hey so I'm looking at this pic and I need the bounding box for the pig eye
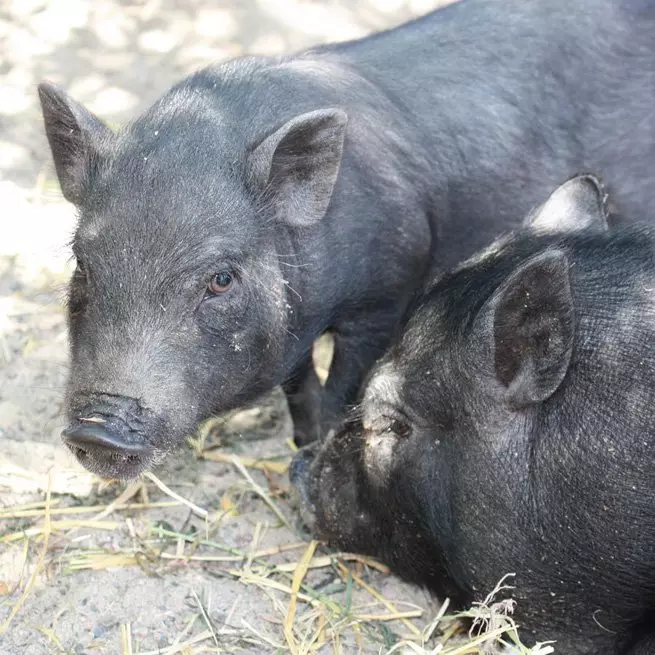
[74,258,88,281]
[208,270,234,295]
[388,418,411,439]
[69,259,89,315]
[371,412,412,439]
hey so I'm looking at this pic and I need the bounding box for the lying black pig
[39,0,655,479]
[290,175,655,654]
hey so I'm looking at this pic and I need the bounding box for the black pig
[39,0,655,479]
[290,175,655,654]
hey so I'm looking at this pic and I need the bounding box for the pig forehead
[95,161,245,218]
[76,203,254,260]
[90,115,249,218]
[400,303,451,356]
[79,165,254,249]
[365,362,404,404]
[80,191,249,237]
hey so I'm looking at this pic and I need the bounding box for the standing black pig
[290,175,655,654]
[39,0,655,479]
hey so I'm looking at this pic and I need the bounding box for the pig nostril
[109,452,141,463]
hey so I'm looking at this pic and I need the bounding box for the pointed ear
[38,81,112,205]
[524,174,609,234]
[248,108,348,228]
[475,250,574,407]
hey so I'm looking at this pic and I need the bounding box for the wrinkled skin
[292,177,655,654]
[39,0,655,478]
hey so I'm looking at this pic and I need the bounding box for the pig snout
[62,395,158,480]
[63,423,149,455]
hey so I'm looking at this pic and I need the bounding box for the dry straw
[0,442,555,653]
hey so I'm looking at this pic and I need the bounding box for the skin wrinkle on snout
[75,324,189,419]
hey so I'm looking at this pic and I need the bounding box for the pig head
[38,81,348,479]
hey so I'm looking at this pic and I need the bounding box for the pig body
[39,0,655,478]
[291,177,655,654]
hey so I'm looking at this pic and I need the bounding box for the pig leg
[286,313,399,445]
[283,355,323,447]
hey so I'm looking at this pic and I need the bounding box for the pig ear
[477,250,574,406]
[248,108,348,228]
[38,81,112,205]
[524,174,609,234]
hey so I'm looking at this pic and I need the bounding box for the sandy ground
[0,1,463,654]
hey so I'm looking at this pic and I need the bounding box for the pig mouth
[62,395,159,480]
[289,420,365,537]
[63,419,154,480]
